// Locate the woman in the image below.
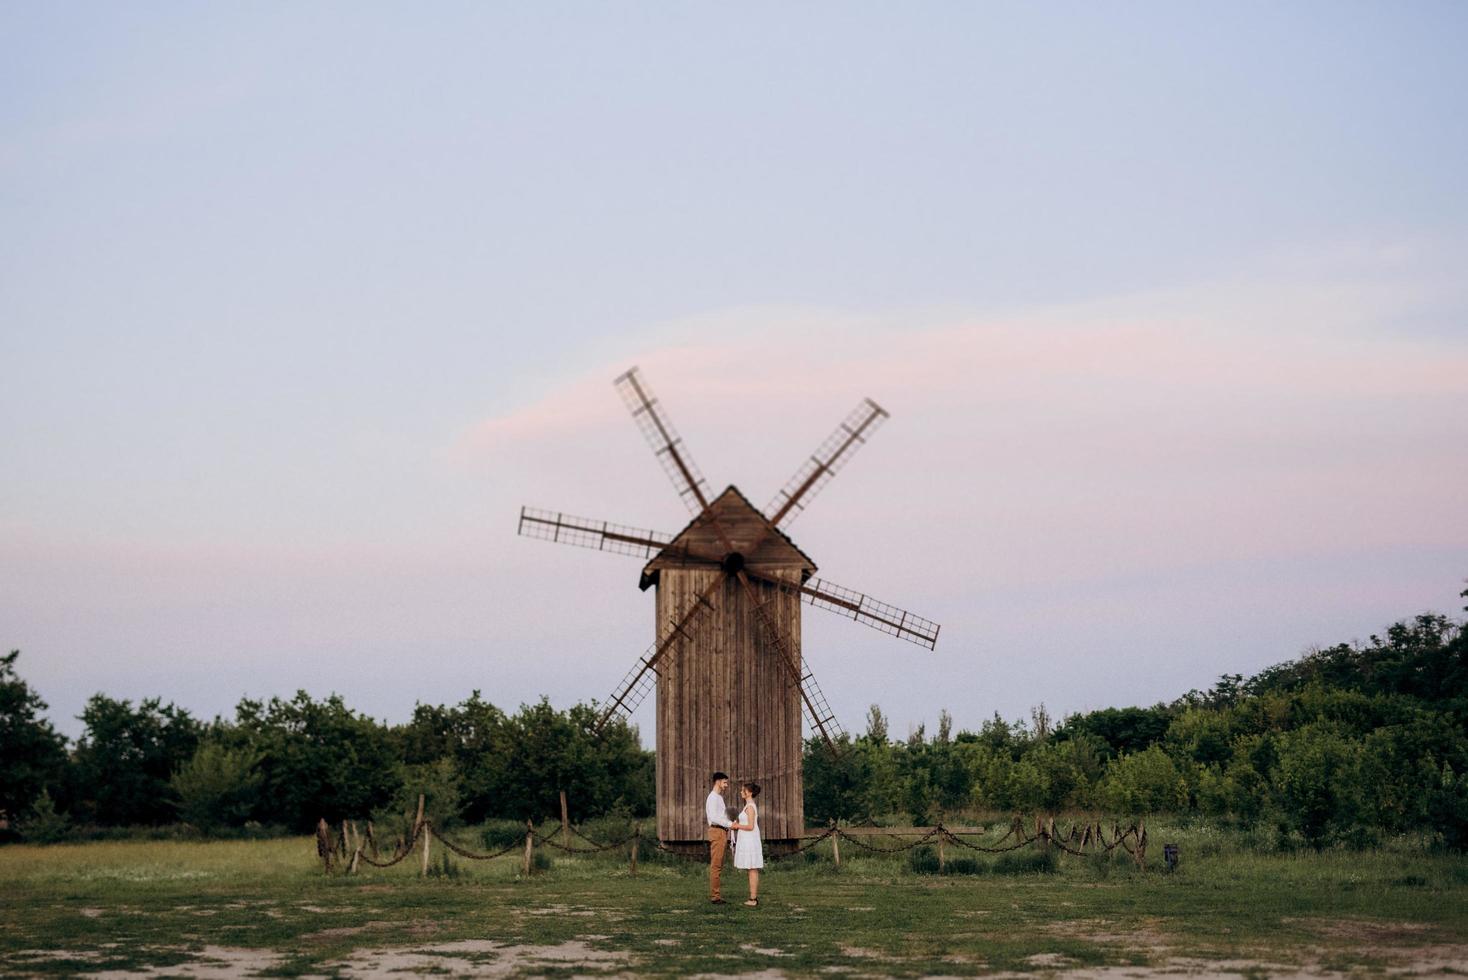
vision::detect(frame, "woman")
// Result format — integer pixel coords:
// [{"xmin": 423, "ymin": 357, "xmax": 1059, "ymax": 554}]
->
[{"xmin": 730, "ymin": 782, "xmax": 763, "ymax": 906}]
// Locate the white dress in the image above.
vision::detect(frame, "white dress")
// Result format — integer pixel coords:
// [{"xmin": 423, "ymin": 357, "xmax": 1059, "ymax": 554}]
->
[{"xmin": 733, "ymin": 802, "xmax": 764, "ymax": 869}]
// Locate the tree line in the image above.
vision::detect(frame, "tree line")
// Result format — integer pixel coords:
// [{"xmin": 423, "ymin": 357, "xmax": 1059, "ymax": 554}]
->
[
  {"xmin": 806, "ymin": 599, "xmax": 1468, "ymax": 849},
  {"xmin": 3, "ymin": 586, "xmax": 1465, "ymax": 848}
]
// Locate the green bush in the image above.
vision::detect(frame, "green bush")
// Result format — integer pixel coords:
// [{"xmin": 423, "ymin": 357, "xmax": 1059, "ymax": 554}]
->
[
  {"xmin": 481, "ymin": 819, "xmax": 529, "ymax": 850},
  {"xmin": 992, "ymin": 847, "xmax": 1059, "ymax": 875},
  {"xmin": 1271, "ymin": 723, "xmax": 1364, "ymax": 847},
  {"xmin": 1099, "ymin": 746, "xmax": 1188, "ymax": 814},
  {"xmin": 906, "ymin": 845, "xmax": 982, "ymax": 875},
  {"xmin": 18, "ymin": 790, "xmax": 72, "ymax": 844},
  {"xmin": 427, "ymin": 852, "xmax": 463, "ymax": 879},
  {"xmin": 171, "ymin": 741, "xmax": 262, "ymax": 832}
]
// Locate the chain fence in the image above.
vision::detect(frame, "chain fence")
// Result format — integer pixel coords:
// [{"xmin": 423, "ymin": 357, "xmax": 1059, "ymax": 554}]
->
[{"xmin": 316, "ymin": 809, "xmax": 1149, "ymax": 876}]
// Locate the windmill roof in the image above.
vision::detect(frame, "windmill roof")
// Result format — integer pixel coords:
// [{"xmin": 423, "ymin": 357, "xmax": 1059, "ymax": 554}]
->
[{"xmin": 639, "ymin": 485, "xmax": 817, "ymax": 590}]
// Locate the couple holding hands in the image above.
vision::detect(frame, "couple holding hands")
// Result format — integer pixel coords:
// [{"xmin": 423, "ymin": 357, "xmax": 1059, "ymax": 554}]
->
[{"xmin": 704, "ymin": 771, "xmax": 763, "ymax": 906}]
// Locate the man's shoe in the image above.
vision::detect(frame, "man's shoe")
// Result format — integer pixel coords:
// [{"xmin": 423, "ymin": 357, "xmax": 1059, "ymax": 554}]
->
[{"xmin": 710, "ymin": 898, "xmax": 727, "ymax": 904}]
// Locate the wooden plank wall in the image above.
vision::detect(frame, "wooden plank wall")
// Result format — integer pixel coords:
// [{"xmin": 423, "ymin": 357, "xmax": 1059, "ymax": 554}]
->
[{"xmin": 655, "ymin": 567, "xmax": 804, "ymax": 843}]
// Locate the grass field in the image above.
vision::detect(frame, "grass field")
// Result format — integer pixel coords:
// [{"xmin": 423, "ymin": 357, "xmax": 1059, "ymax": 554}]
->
[{"xmin": 2, "ymin": 821, "xmax": 1466, "ymax": 978}]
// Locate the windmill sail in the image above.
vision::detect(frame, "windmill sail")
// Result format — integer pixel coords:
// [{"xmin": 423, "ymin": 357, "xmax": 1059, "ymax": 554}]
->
[
  {"xmin": 737, "ymin": 567, "xmax": 940, "ymax": 650},
  {"xmin": 615, "ymin": 367, "xmax": 712, "ymax": 515},
  {"xmin": 797, "ymin": 577, "xmax": 940, "ymax": 650},
  {"xmin": 594, "ymin": 575, "xmax": 723, "ymax": 732},
  {"xmin": 733, "ymin": 569, "xmax": 848, "ymax": 754},
  {"xmin": 518, "ymin": 507, "xmax": 672, "ymax": 560},
  {"xmin": 766, "ymin": 398, "xmax": 888, "ymax": 527}
]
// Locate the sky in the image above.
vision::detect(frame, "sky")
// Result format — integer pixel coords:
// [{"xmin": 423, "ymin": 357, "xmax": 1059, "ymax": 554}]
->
[{"xmin": 3, "ymin": 2, "xmax": 1466, "ymax": 742}]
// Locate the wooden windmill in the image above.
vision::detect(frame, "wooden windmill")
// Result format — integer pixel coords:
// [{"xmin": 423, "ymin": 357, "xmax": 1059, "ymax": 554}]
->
[{"xmin": 518, "ymin": 367, "xmax": 940, "ymax": 848}]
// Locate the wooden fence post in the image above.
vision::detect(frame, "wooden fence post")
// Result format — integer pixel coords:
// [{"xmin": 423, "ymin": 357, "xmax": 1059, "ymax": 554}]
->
[
  {"xmin": 315, "ymin": 818, "xmax": 333, "ymax": 873},
  {"xmin": 522, "ymin": 820, "xmax": 535, "ymax": 877},
  {"xmin": 937, "ymin": 827, "xmax": 946, "ymax": 873},
  {"xmin": 414, "ymin": 794, "xmax": 425, "ymax": 835},
  {"xmin": 366, "ymin": 820, "xmax": 379, "ymax": 859},
  {"xmin": 560, "ymin": 791, "xmax": 570, "ymax": 849},
  {"xmin": 421, "ymin": 820, "xmax": 432, "ymax": 877},
  {"xmin": 831, "ymin": 820, "xmax": 840, "ymax": 869},
  {"xmin": 630, "ymin": 823, "xmax": 640, "ymax": 877}
]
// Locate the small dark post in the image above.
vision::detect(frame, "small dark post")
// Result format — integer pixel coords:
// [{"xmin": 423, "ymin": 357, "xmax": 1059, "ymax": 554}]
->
[
  {"xmin": 315, "ymin": 818, "xmax": 333, "ymax": 873},
  {"xmin": 1163, "ymin": 843, "xmax": 1179, "ymax": 872},
  {"xmin": 560, "ymin": 790, "xmax": 570, "ymax": 849}
]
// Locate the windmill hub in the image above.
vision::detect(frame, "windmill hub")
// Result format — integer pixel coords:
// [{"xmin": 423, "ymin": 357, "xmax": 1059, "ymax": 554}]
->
[{"xmin": 720, "ymin": 551, "xmax": 746, "ymax": 574}]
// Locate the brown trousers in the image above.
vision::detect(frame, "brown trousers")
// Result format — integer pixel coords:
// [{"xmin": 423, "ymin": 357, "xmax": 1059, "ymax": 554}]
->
[{"xmin": 707, "ymin": 827, "xmax": 728, "ymax": 899}]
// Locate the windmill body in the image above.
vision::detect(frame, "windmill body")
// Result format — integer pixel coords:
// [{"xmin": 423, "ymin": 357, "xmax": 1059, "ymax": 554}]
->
[
  {"xmin": 644, "ymin": 487, "xmax": 812, "ymax": 845},
  {"xmin": 517, "ymin": 367, "xmax": 940, "ymax": 848}
]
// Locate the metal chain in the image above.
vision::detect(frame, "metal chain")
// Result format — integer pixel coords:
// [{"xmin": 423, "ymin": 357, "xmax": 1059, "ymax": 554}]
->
[
  {"xmin": 429, "ymin": 822, "xmax": 525, "ymax": 861},
  {"xmin": 831, "ymin": 826, "xmax": 944, "ymax": 854},
  {"xmin": 568, "ymin": 824, "xmax": 640, "ymax": 851},
  {"xmin": 765, "ymin": 825, "xmax": 837, "ymax": 861},
  {"xmin": 356, "ymin": 821, "xmax": 426, "ymax": 868},
  {"xmin": 940, "ymin": 828, "xmax": 1039, "ymax": 854},
  {"xmin": 532, "ymin": 830, "xmax": 629, "ymax": 854},
  {"xmin": 337, "ymin": 814, "xmax": 1143, "ymax": 869}
]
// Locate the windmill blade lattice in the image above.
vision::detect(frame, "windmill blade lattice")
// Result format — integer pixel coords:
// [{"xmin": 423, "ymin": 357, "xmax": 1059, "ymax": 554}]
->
[
  {"xmin": 798, "ymin": 664, "xmax": 848, "ymax": 750},
  {"xmin": 615, "ymin": 367, "xmax": 712, "ymax": 516},
  {"xmin": 593, "ymin": 575, "xmax": 723, "ymax": 733},
  {"xmin": 736, "ymin": 566, "xmax": 940, "ymax": 650},
  {"xmin": 766, "ymin": 398, "xmax": 889, "ymax": 527},
  {"xmin": 800, "ymin": 577, "xmax": 940, "ymax": 650},
  {"xmin": 735, "ymin": 569, "xmax": 848, "ymax": 754},
  {"xmin": 518, "ymin": 507, "xmax": 673, "ymax": 560}
]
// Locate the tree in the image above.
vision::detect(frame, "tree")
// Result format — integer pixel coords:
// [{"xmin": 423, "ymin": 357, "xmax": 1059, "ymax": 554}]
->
[
  {"xmin": 863, "ymin": 704, "xmax": 889, "ymax": 744},
  {"xmin": 18, "ymin": 789, "xmax": 71, "ymax": 843},
  {"xmin": 488, "ymin": 699, "xmax": 652, "ymax": 821},
  {"xmin": 803, "ymin": 736, "xmax": 871, "ymax": 823},
  {"xmin": 1270, "ymin": 722, "xmax": 1364, "ymax": 847},
  {"xmin": 1098, "ymin": 746, "xmax": 1187, "ymax": 814},
  {"xmin": 171, "ymin": 740, "xmax": 263, "ymax": 831},
  {"xmin": 68, "ymin": 695, "xmax": 201, "ymax": 825},
  {"xmin": 1057, "ymin": 705, "xmax": 1173, "ymax": 759},
  {"xmin": 230, "ymin": 692, "xmax": 400, "ymax": 830},
  {"xmin": 0, "ymin": 651, "xmax": 68, "ymax": 826}
]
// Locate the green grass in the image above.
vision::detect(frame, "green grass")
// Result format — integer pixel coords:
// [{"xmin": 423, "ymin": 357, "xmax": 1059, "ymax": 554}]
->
[{"xmin": 1, "ymin": 822, "xmax": 1466, "ymax": 977}]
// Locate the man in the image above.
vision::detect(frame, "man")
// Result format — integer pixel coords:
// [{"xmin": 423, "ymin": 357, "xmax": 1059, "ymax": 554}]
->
[{"xmin": 706, "ymin": 771, "xmax": 733, "ymax": 904}]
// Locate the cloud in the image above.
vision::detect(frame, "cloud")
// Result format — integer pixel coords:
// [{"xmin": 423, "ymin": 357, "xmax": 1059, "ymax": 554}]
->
[{"xmin": 449, "ymin": 246, "xmax": 1468, "ymax": 599}]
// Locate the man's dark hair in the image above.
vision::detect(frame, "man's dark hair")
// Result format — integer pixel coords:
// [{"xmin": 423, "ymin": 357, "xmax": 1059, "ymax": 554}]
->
[{"xmin": 711, "ymin": 771, "xmax": 728, "ymax": 784}]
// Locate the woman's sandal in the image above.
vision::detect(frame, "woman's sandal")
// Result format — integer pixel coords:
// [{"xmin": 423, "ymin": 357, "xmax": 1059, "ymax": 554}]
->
[{"xmin": 744, "ymin": 899, "xmax": 759, "ymax": 907}]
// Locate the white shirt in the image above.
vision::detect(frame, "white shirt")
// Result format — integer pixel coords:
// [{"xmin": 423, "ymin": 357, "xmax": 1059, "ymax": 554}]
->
[{"xmin": 706, "ymin": 789, "xmax": 732, "ymax": 828}]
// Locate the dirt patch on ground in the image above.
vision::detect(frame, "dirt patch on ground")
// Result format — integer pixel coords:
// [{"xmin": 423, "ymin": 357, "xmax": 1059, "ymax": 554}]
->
[
  {"xmin": 299, "ymin": 920, "xmax": 393, "ymax": 941},
  {"xmin": 320, "ymin": 938, "xmax": 631, "ymax": 978},
  {"xmin": 1287, "ymin": 916, "xmax": 1432, "ymax": 944},
  {"xmin": 82, "ymin": 945, "xmax": 285, "ymax": 979},
  {"xmin": 1044, "ymin": 915, "xmax": 1170, "ymax": 950}
]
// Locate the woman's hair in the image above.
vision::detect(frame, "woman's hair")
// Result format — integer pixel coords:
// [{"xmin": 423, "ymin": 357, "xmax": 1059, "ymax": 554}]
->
[{"xmin": 741, "ymin": 782, "xmax": 761, "ymax": 798}]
